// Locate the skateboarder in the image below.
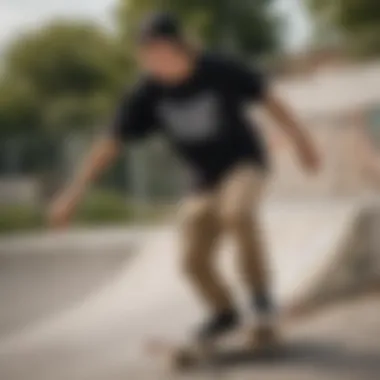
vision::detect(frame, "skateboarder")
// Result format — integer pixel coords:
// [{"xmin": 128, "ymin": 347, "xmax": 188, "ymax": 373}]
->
[{"xmin": 49, "ymin": 13, "xmax": 320, "ymax": 345}]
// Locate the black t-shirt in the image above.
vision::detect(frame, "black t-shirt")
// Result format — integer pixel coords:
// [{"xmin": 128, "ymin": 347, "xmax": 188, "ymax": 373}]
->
[{"xmin": 111, "ymin": 52, "xmax": 269, "ymax": 190}]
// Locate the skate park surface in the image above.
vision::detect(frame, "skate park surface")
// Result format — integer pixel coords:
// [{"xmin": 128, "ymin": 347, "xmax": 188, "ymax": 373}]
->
[{"xmin": 1, "ymin": 199, "xmax": 380, "ymax": 380}]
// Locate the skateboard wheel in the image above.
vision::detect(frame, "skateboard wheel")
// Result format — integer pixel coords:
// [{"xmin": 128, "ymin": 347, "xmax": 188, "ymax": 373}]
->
[
  {"xmin": 247, "ymin": 325, "xmax": 280, "ymax": 350},
  {"xmin": 171, "ymin": 349, "xmax": 197, "ymax": 370}
]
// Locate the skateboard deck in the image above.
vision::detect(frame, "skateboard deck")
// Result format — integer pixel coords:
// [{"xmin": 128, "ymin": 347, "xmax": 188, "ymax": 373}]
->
[
  {"xmin": 146, "ymin": 324, "xmax": 284, "ymax": 372},
  {"xmin": 144, "ymin": 293, "xmax": 332, "ymax": 372}
]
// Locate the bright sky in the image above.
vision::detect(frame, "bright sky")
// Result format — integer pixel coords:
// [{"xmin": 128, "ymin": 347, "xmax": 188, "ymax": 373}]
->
[{"xmin": 0, "ymin": 0, "xmax": 312, "ymax": 52}]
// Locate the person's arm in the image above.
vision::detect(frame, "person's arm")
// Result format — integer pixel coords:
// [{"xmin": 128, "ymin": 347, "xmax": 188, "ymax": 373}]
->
[
  {"xmin": 263, "ymin": 92, "xmax": 321, "ymax": 173},
  {"xmin": 220, "ymin": 56, "xmax": 320, "ymax": 173},
  {"xmin": 49, "ymin": 80, "xmax": 156, "ymax": 228},
  {"xmin": 49, "ymin": 137, "xmax": 122, "ymax": 228}
]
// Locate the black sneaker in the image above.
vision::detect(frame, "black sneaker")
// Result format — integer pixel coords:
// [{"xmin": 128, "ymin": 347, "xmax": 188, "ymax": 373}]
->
[
  {"xmin": 197, "ymin": 309, "xmax": 239, "ymax": 342},
  {"xmin": 251, "ymin": 292, "xmax": 280, "ymax": 347}
]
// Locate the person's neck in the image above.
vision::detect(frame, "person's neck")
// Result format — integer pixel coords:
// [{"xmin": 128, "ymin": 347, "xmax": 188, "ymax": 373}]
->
[{"xmin": 170, "ymin": 50, "xmax": 199, "ymax": 85}]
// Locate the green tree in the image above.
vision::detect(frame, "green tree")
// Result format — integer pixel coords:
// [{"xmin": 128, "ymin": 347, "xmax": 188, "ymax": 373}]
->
[
  {"xmin": 0, "ymin": 20, "xmax": 130, "ymax": 134},
  {"xmin": 116, "ymin": 0, "xmax": 280, "ymax": 57},
  {"xmin": 308, "ymin": 0, "xmax": 380, "ymax": 56},
  {"xmin": 0, "ymin": 78, "xmax": 42, "ymax": 136}
]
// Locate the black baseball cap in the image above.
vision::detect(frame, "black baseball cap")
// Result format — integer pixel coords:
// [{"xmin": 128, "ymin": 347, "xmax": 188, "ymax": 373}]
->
[{"xmin": 137, "ymin": 12, "xmax": 184, "ymax": 45}]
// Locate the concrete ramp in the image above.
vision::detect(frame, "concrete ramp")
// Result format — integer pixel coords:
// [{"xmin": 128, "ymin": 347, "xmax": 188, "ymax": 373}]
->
[
  {"xmin": 0, "ymin": 201, "xmax": 369, "ymax": 380},
  {"xmin": 0, "ymin": 229, "xmax": 137, "ymax": 341}
]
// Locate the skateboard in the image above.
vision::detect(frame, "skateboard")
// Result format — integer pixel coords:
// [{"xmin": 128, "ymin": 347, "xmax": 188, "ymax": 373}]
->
[
  {"xmin": 144, "ymin": 295, "xmax": 333, "ymax": 372},
  {"xmin": 146, "ymin": 324, "xmax": 283, "ymax": 372}
]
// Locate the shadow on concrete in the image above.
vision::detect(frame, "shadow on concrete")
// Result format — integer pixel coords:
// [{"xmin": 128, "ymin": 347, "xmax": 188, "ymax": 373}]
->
[{"xmin": 191, "ymin": 339, "xmax": 380, "ymax": 375}]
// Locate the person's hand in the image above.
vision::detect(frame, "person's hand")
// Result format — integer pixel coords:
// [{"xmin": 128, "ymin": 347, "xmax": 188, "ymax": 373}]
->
[
  {"xmin": 48, "ymin": 186, "xmax": 82, "ymax": 229},
  {"xmin": 297, "ymin": 143, "xmax": 321, "ymax": 174}
]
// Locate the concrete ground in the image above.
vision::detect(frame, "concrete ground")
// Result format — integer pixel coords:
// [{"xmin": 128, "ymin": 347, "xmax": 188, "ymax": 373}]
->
[
  {"xmin": 0, "ymin": 200, "xmax": 379, "ymax": 380},
  {"xmin": 202, "ymin": 294, "xmax": 380, "ymax": 380},
  {"xmin": 136, "ymin": 294, "xmax": 380, "ymax": 380}
]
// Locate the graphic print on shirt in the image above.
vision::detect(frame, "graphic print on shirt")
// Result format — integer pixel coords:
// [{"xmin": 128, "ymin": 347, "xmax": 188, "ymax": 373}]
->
[{"xmin": 158, "ymin": 92, "xmax": 221, "ymax": 142}]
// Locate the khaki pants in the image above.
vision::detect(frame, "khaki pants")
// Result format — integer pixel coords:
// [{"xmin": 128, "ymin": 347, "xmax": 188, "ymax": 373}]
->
[{"xmin": 179, "ymin": 163, "xmax": 269, "ymax": 313}]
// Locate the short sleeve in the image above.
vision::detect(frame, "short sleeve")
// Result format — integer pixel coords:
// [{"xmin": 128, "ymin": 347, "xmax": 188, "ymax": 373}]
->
[
  {"xmin": 219, "ymin": 56, "xmax": 268, "ymax": 102},
  {"xmin": 109, "ymin": 80, "xmax": 157, "ymax": 142}
]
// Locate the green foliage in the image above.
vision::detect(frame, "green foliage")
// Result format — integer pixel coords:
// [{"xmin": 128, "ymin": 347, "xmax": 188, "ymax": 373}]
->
[
  {"xmin": 75, "ymin": 190, "xmax": 134, "ymax": 225},
  {"xmin": 0, "ymin": 78, "xmax": 42, "ymax": 135},
  {"xmin": 43, "ymin": 93, "xmax": 115, "ymax": 132},
  {"xmin": 116, "ymin": 0, "xmax": 280, "ymax": 56},
  {"xmin": 0, "ymin": 204, "xmax": 44, "ymax": 234},
  {"xmin": 5, "ymin": 22, "xmax": 126, "ymax": 97},
  {"xmin": 0, "ymin": 21, "xmax": 130, "ymax": 135},
  {"xmin": 0, "ymin": 189, "xmax": 172, "ymax": 233},
  {"xmin": 0, "ymin": 191, "xmax": 130, "ymax": 234},
  {"xmin": 308, "ymin": 0, "xmax": 380, "ymax": 56}
]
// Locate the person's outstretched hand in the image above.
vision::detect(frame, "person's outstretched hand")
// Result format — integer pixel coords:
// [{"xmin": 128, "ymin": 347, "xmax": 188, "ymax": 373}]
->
[
  {"xmin": 297, "ymin": 143, "xmax": 321, "ymax": 174},
  {"xmin": 48, "ymin": 187, "xmax": 82, "ymax": 229}
]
